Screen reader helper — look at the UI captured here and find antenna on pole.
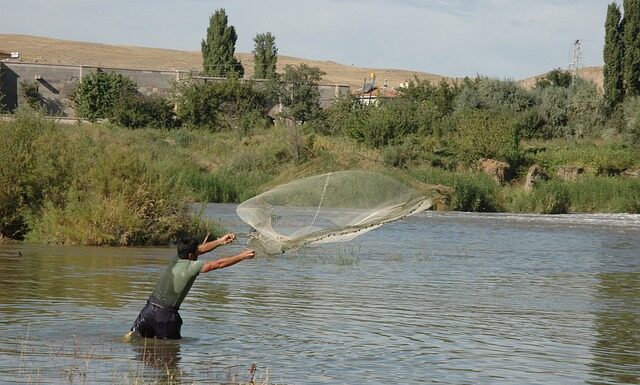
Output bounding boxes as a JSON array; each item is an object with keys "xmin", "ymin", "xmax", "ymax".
[{"xmin": 568, "ymin": 39, "xmax": 582, "ymax": 83}]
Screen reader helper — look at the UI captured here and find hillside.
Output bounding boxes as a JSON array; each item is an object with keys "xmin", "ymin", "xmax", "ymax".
[
  {"xmin": 0, "ymin": 34, "xmax": 603, "ymax": 90},
  {"xmin": 0, "ymin": 34, "xmax": 447, "ymax": 90}
]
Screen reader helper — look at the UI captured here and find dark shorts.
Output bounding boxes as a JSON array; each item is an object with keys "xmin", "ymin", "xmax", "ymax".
[{"xmin": 131, "ymin": 299, "xmax": 182, "ymax": 339}]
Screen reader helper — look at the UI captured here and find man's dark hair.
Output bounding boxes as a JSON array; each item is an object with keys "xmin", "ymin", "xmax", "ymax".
[{"xmin": 177, "ymin": 237, "xmax": 199, "ymax": 259}]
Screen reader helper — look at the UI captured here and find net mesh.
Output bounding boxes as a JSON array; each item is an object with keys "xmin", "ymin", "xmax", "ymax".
[{"xmin": 236, "ymin": 170, "xmax": 439, "ymax": 255}]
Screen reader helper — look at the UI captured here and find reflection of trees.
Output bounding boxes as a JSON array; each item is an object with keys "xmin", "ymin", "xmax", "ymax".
[
  {"xmin": 0, "ymin": 245, "xmax": 171, "ymax": 308},
  {"xmin": 589, "ymin": 272, "xmax": 640, "ymax": 385}
]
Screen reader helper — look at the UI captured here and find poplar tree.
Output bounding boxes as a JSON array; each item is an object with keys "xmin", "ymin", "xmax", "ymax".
[
  {"xmin": 623, "ymin": 0, "xmax": 640, "ymax": 96},
  {"xmin": 201, "ymin": 9, "xmax": 244, "ymax": 78},
  {"xmin": 604, "ymin": 2, "xmax": 625, "ymax": 108},
  {"xmin": 253, "ymin": 32, "xmax": 278, "ymax": 79}
]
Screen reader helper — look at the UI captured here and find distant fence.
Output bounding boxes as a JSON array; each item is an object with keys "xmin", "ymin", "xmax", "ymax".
[{"xmin": 0, "ymin": 61, "xmax": 350, "ymax": 117}]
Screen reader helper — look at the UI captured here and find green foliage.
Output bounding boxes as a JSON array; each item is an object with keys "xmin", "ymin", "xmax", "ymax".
[
  {"xmin": 278, "ymin": 64, "xmax": 325, "ymax": 123},
  {"xmin": 535, "ymin": 68, "xmax": 573, "ymax": 89},
  {"xmin": 322, "ymin": 94, "xmax": 368, "ymax": 135},
  {"xmin": 72, "ymin": 71, "xmax": 138, "ymax": 120},
  {"xmin": 410, "ymin": 167, "xmax": 502, "ymax": 212},
  {"xmin": 451, "ymin": 109, "xmax": 521, "ymax": 166},
  {"xmin": 566, "ymin": 79, "xmax": 606, "ymax": 138},
  {"xmin": 505, "ymin": 181, "xmax": 570, "ymax": 214},
  {"xmin": 346, "ymin": 98, "xmax": 424, "ymax": 148},
  {"xmin": 201, "ymin": 9, "xmax": 244, "ymax": 78},
  {"xmin": 455, "ymin": 77, "xmax": 535, "ymax": 112},
  {"xmin": 174, "ymin": 78, "xmax": 268, "ymax": 130},
  {"xmin": 112, "ymin": 94, "xmax": 177, "ymax": 129},
  {"xmin": 624, "ymin": 0, "xmax": 640, "ymax": 96},
  {"xmin": 505, "ymin": 177, "xmax": 640, "ymax": 214},
  {"xmin": 0, "ymin": 113, "xmax": 217, "ymax": 244},
  {"xmin": 604, "ymin": 3, "xmax": 625, "ymax": 110},
  {"xmin": 0, "ymin": 110, "xmax": 52, "ymax": 239},
  {"xmin": 19, "ymin": 81, "xmax": 42, "ymax": 109},
  {"xmin": 253, "ymin": 32, "xmax": 278, "ymax": 79},
  {"xmin": 622, "ymin": 96, "xmax": 640, "ymax": 144}
]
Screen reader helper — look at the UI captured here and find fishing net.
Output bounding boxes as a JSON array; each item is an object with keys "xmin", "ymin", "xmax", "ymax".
[{"xmin": 236, "ymin": 170, "xmax": 442, "ymax": 255}]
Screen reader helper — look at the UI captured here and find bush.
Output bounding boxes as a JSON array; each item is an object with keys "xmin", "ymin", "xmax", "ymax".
[
  {"xmin": 112, "ymin": 94, "xmax": 177, "ymax": 129},
  {"xmin": 409, "ymin": 167, "xmax": 502, "ymax": 212},
  {"xmin": 346, "ymin": 98, "xmax": 424, "ymax": 148},
  {"xmin": 455, "ymin": 77, "xmax": 535, "ymax": 113},
  {"xmin": 0, "ymin": 110, "xmax": 52, "ymax": 239},
  {"xmin": 451, "ymin": 109, "xmax": 521, "ymax": 167},
  {"xmin": 72, "ymin": 71, "xmax": 138, "ymax": 120},
  {"xmin": 20, "ymin": 81, "xmax": 42, "ymax": 110},
  {"xmin": 174, "ymin": 78, "xmax": 268, "ymax": 130}
]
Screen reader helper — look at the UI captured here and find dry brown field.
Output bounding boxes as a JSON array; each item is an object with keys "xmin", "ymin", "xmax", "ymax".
[{"xmin": 0, "ymin": 34, "xmax": 603, "ymax": 90}]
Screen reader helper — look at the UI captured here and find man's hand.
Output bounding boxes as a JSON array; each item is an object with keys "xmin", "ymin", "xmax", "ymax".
[
  {"xmin": 238, "ymin": 249, "xmax": 255, "ymax": 260},
  {"xmin": 219, "ymin": 233, "xmax": 236, "ymax": 245}
]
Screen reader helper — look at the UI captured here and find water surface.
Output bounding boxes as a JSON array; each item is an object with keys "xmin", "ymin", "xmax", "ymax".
[{"xmin": 0, "ymin": 205, "xmax": 638, "ymax": 384}]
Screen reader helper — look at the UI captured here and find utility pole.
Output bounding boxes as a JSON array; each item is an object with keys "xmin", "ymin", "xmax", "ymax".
[{"xmin": 568, "ymin": 39, "xmax": 582, "ymax": 83}]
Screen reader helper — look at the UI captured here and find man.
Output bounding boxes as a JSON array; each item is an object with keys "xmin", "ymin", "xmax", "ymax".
[{"xmin": 126, "ymin": 233, "xmax": 255, "ymax": 340}]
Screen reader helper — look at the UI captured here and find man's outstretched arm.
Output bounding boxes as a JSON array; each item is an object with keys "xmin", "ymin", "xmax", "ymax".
[
  {"xmin": 197, "ymin": 233, "xmax": 235, "ymax": 255},
  {"xmin": 201, "ymin": 249, "xmax": 255, "ymax": 273}
]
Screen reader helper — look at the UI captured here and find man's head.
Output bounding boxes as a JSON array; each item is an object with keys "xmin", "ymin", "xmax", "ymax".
[{"xmin": 177, "ymin": 237, "xmax": 199, "ymax": 260}]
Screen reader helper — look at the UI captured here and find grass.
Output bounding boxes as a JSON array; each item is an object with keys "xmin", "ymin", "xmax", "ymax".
[
  {"xmin": 2, "ymin": 109, "xmax": 640, "ymax": 245},
  {"xmin": 13, "ymin": 332, "xmax": 277, "ymax": 385}
]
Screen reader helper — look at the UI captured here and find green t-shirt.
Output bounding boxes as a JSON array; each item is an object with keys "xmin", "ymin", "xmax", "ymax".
[{"xmin": 151, "ymin": 257, "xmax": 205, "ymax": 309}]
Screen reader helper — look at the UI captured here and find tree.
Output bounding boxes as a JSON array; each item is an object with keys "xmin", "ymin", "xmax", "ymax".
[
  {"xmin": 535, "ymin": 68, "xmax": 573, "ymax": 89},
  {"xmin": 604, "ymin": 2, "xmax": 625, "ymax": 109},
  {"xmin": 201, "ymin": 9, "xmax": 244, "ymax": 78},
  {"xmin": 253, "ymin": 32, "xmax": 278, "ymax": 79},
  {"xmin": 623, "ymin": 0, "xmax": 640, "ymax": 96},
  {"xmin": 279, "ymin": 64, "xmax": 325, "ymax": 123}
]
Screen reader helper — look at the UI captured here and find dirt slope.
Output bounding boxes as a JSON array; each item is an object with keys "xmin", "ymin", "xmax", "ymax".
[
  {"xmin": 0, "ymin": 34, "xmax": 604, "ymax": 90},
  {"xmin": 0, "ymin": 34, "xmax": 446, "ymax": 89}
]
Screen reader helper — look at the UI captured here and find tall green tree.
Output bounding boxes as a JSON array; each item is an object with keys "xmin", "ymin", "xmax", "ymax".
[
  {"xmin": 279, "ymin": 64, "xmax": 325, "ymax": 123},
  {"xmin": 253, "ymin": 32, "xmax": 278, "ymax": 79},
  {"xmin": 623, "ymin": 0, "xmax": 640, "ymax": 96},
  {"xmin": 201, "ymin": 9, "xmax": 244, "ymax": 78},
  {"xmin": 604, "ymin": 2, "xmax": 625, "ymax": 109}
]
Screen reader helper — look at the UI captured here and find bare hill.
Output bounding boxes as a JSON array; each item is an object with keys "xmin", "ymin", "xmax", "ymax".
[
  {"xmin": 0, "ymin": 34, "xmax": 446, "ymax": 90},
  {"xmin": 0, "ymin": 34, "xmax": 604, "ymax": 90}
]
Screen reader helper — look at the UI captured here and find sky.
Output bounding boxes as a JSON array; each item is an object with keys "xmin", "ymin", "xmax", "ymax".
[{"xmin": 0, "ymin": 0, "xmax": 608, "ymax": 79}]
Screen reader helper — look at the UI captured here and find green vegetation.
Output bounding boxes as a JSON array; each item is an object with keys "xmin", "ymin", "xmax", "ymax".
[
  {"xmin": 278, "ymin": 64, "xmax": 325, "ymax": 123},
  {"xmin": 2, "ymin": 4, "xmax": 640, "ymax": 245},
  {"xmin": 0, "ymin": 110, "xmax": 219, "ymax": 244},
  {"xmin": 201, "ymin": 8, "xmax": 244, "ymax": 78},
  {"xmin": 604, "ymin": 3, "xmax": 625, "ymax": 109},
  {"xmin": 72, "ymin": 71, "xmax": 137, "ymax": 121},
  {"xmin": 253, "ymin": 32, "xmax": 278, "ymax": 79}
]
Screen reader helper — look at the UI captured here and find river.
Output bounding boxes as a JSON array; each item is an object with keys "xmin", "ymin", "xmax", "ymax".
[{"xmin": 0, "ymin": 204, "xmax": 639, "ymax": 385}]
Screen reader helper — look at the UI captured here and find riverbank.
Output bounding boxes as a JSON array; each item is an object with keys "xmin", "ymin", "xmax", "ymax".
[{"xmin": 1, "ymin": 111, "xmax": 639, "ymax": 245}]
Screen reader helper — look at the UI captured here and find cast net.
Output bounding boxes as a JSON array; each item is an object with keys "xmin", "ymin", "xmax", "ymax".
[{"xmin": 236, "ymin": 170, "xmax": 441, "ymax": 255}]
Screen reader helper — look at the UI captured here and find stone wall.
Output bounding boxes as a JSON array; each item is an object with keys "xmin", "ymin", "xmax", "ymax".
[{"xmin": 0, "ymin": 61, "xmax": 349, "ymax": 117}]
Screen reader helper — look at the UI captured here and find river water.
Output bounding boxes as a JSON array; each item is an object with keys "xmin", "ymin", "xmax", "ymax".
[{"xmin": 0, "ymin": 204, "xmax": 639, "ymax": 385}]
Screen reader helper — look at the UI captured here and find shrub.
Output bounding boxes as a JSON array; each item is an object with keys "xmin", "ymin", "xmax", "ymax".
[
  {"xmin": 451, "ymin": 109, "xmax": 521, "ymax": 167},
  {"xmin": 72, "ymin": 71, "xmax": 138, "ymax": 120},
  {"xmin": 20, "ymin": 81, "xmax": 42, "ymax": 110},
  {"xmin": 409, "ymin": 167, "xmax": 502, "ymax": 212},
  {"xmin": 0, "ymin": 110, "xmax": 52, "ymax": 239},
  {"xmin": 112, "ymin": 94, "xmax": 177, "ymax": 129},
  {"xmin": 455, "ymin": 77, "xmax": 535, "ymax": 113},
  {"xmin": 174, "ymin": 78, "xmax": 268, "ymax": 130}
]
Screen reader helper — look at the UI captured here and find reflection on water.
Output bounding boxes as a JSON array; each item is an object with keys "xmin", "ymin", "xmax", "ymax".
[
  {"xmin": 0, "ymin": 206, "xmax": 638, "ymax": 385},
  {"xmin": 590, "ymin": 272, "xmax": 640, "ymax": 385}
]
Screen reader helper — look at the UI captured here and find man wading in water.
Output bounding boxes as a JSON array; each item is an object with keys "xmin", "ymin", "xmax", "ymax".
[{"xmin": 126, "ymin": 234, "xmax": 255, "ymax": 340}]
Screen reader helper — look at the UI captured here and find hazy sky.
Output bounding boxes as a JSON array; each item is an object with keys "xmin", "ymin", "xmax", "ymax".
[{"xmin": 0, "ymin": 0, "xmax": 608, "ymax": 79}]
